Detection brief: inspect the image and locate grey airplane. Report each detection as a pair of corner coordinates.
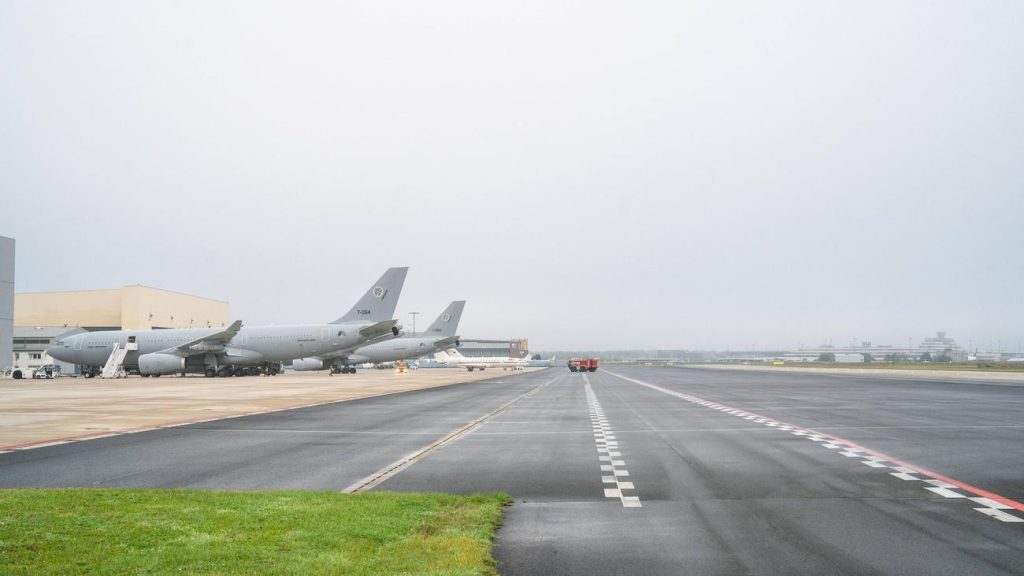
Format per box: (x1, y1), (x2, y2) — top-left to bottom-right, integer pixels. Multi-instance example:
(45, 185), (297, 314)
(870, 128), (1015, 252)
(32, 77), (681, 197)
(292, 300), (465, 374)
(48, 267), (408, 377)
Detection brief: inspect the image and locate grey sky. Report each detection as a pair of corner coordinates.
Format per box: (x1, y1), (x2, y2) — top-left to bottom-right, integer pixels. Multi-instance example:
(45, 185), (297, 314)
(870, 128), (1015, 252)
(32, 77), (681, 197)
(2, 1), (1022, 352)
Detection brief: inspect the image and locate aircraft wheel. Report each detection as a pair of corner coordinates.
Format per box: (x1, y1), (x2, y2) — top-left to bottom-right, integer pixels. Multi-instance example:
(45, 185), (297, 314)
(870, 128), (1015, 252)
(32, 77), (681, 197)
(216, 367), (231, 378)
(205, 368), (216, 377)
(349, 367), (357, 374)
(233, 367), (245, 377)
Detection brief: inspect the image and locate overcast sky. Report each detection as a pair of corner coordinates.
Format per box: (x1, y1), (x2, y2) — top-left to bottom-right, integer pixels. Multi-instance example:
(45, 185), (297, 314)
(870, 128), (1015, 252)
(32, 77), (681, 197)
(2, 1), (1022, 352)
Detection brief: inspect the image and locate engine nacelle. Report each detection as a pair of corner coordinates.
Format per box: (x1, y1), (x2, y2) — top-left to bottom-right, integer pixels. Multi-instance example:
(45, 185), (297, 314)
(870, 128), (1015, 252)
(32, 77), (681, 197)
(292, 358), (325, 371)
(138, 353), (186, 375)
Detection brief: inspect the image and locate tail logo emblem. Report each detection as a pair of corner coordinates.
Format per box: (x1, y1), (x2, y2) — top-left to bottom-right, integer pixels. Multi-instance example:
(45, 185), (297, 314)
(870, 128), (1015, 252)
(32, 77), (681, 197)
(442, 314), (451, 322)
(372, 286), (388, 299)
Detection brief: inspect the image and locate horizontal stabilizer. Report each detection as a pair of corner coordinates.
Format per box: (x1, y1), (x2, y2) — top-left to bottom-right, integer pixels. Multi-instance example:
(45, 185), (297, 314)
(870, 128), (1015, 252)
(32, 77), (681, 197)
(433, 335), (460, 350)
(358, 319), (399, 340)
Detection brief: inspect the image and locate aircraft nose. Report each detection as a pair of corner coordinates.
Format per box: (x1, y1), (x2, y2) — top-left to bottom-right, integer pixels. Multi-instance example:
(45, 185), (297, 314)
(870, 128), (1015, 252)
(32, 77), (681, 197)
(47, 339), (73, 362)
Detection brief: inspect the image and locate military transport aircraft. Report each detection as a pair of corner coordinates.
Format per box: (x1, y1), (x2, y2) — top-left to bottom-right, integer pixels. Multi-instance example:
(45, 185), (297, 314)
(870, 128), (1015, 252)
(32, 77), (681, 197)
(292, 300), (465, 374)
(47, 267), (408, 377)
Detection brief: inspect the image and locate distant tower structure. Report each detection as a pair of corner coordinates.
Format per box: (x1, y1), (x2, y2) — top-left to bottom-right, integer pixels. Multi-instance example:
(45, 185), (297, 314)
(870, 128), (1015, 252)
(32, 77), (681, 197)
(0, 236), (14, 373)
(918, 331), (960, 359)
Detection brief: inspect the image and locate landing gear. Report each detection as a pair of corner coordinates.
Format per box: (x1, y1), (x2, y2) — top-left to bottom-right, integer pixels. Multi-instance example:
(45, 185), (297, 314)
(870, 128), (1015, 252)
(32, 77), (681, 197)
(205, 367), (217, 378)
(216, 367), (232, 378)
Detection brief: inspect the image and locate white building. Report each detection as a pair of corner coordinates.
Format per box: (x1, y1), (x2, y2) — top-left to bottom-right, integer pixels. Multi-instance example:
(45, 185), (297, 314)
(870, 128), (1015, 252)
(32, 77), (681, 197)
(12, 326), (84, 376)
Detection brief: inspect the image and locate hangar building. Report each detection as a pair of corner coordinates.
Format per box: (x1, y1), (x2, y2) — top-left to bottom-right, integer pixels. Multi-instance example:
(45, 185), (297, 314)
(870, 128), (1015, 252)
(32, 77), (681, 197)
(15, 285), (230, 331)
(458, 338), (530, 358)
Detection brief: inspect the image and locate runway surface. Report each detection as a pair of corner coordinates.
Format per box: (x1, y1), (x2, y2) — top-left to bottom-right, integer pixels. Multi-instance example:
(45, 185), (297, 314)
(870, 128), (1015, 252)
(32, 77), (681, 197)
(2, 366), (1022, 574)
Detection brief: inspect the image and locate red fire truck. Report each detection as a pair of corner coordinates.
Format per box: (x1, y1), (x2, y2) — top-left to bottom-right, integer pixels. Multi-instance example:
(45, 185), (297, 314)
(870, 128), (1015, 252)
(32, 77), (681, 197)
(569, 358), (599, 372)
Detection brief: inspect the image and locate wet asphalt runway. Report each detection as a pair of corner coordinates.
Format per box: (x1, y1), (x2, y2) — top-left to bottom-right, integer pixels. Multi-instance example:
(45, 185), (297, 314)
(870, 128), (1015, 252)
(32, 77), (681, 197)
(2, 366), (1022, 574)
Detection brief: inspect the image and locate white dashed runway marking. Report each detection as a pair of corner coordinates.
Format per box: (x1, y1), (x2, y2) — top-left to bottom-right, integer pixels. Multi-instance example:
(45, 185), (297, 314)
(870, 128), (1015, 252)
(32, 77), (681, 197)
(584, 373), (641, 508)
(602, 369), (1024, 524)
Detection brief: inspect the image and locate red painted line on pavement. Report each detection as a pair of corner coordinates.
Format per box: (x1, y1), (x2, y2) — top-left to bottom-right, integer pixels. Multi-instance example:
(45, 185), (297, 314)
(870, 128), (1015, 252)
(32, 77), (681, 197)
(603, 370), (1024, 514)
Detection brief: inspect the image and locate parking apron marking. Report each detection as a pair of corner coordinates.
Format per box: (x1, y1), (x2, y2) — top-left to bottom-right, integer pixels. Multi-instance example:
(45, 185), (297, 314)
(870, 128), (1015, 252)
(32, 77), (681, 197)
(602, 369), (1024, 524)
(583, 373), (641, 508)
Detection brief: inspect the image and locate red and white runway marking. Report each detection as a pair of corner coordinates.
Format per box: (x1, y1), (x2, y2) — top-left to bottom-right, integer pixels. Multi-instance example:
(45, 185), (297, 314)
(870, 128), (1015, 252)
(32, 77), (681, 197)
(603, 369), (1024, 524)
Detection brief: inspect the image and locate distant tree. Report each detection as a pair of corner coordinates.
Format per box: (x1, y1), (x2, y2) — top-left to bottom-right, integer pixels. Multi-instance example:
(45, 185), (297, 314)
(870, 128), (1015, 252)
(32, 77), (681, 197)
(934, 354), (952, 363)
(919, 352), (933, 362)
(816, 352), (836, 363)
(862, 353), (874, 363)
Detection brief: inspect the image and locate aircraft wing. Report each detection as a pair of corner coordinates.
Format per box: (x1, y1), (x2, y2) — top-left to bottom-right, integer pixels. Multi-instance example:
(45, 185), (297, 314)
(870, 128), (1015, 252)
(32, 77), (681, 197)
(160, 320), (243, 357)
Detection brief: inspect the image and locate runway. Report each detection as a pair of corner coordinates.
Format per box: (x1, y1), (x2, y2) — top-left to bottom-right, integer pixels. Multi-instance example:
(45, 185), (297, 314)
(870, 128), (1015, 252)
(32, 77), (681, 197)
(2, 366), (1022, 574)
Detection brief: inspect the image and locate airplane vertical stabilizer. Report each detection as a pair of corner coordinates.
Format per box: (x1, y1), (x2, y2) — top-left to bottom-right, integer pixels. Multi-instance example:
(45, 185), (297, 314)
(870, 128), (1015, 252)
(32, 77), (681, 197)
(331, 267), (408, 324)
(422, 301), (465, 337)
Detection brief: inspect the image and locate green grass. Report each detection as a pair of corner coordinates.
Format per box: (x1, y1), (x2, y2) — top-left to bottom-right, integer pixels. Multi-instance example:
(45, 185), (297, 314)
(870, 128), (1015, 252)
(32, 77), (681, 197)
(0, 489), (510, 576)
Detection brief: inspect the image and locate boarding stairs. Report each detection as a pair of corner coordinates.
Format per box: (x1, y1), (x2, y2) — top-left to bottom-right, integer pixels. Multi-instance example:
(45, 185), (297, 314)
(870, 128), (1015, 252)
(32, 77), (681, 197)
(101, 342), (137, 378)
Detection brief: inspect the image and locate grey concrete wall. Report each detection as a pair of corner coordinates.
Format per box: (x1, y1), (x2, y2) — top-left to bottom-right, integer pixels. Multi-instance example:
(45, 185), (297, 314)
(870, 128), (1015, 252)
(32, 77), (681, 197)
(0, 236), (13, 372)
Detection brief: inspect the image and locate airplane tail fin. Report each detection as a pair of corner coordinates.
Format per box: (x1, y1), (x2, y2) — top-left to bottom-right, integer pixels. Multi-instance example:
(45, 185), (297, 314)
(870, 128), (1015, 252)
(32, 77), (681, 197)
(443, 348), (466, 360)
(331, 267), (408, 324)
(422, 301), (465, 337)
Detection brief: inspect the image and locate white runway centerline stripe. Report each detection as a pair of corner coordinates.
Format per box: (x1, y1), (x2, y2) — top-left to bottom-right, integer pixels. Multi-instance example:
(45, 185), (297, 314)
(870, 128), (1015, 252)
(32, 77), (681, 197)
(601, 369), (1024, 524)
(584, 373), (641, 508)
(344, 375), (560, 493)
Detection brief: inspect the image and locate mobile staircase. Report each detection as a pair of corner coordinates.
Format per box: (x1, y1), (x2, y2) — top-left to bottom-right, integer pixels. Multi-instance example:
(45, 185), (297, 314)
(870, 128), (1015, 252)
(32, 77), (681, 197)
(101, 341), (138, 378)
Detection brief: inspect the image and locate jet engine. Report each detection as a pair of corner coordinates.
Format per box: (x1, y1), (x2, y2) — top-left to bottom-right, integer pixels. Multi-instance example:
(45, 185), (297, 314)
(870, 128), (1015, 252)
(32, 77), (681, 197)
(138, 353), (186, 375)
(292, 358), (325, 371)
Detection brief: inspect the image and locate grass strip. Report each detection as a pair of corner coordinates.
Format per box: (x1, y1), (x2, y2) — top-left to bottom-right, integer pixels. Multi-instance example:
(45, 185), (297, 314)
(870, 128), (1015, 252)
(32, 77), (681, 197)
(0, 488), (509, 575)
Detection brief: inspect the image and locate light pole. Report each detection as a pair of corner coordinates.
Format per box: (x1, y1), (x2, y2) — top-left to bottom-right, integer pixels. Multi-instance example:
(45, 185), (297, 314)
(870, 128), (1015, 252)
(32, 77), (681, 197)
(409, 312), (419, 337)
